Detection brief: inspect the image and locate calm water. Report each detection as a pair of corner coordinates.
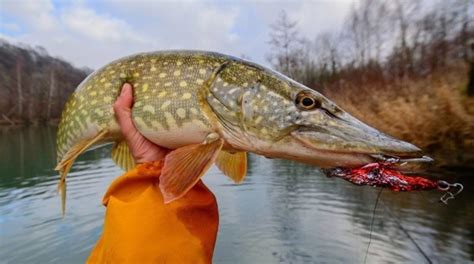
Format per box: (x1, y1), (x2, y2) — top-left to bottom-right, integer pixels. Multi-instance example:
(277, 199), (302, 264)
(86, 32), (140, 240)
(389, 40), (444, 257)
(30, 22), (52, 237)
(0, 126), (473, 263)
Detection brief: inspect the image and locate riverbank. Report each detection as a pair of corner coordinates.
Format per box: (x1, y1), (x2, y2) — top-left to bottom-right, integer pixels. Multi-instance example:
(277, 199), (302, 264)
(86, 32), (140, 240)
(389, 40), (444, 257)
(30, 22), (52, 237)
(324, 66), (474, 168)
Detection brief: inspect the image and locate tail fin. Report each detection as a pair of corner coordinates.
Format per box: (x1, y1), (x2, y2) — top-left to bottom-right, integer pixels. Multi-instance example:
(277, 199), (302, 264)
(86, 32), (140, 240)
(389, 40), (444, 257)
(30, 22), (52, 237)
(55, 129), (109, 216)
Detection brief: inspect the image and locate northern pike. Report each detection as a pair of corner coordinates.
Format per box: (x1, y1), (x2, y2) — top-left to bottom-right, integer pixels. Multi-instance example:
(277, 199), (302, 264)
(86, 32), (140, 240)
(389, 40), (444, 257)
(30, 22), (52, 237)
(55, 51), (423, 214)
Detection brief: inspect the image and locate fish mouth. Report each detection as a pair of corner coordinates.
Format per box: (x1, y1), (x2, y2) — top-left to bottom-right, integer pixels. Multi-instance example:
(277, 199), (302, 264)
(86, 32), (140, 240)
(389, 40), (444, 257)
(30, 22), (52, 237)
(289, 111), (429, 168)
(291, 132), (431, 169)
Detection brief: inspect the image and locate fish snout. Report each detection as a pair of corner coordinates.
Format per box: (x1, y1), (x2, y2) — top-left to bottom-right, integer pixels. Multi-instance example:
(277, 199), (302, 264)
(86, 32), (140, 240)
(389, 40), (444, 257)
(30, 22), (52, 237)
(290, 109), (428, 168)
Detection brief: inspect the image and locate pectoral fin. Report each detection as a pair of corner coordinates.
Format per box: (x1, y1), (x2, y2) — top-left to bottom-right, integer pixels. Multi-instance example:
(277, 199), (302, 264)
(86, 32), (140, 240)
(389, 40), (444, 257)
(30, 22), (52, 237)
(160, 139), (224, 203)
(216, 150), (247, 184)
(112, 140), (136, 171)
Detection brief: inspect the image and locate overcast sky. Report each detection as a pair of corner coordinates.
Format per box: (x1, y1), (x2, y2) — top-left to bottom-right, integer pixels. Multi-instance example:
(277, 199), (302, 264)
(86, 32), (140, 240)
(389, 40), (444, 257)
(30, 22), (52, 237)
(0, 0), (355, 69)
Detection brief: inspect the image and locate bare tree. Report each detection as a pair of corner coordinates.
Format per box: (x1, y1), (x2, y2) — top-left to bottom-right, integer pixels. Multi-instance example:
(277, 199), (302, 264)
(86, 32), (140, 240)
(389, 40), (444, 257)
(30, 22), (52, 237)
(266, 10), (305, 78)
(343, 0), (390, 66)
(15, 58), (23, 119)
(47, 68), (56, 120)
(389, 0), (421, 76)
(314, 32), (341, 76)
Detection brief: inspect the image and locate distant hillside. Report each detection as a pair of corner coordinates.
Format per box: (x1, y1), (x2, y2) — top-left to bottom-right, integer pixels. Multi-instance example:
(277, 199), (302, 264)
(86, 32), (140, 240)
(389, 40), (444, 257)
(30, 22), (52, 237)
(0, 40), (90, 125)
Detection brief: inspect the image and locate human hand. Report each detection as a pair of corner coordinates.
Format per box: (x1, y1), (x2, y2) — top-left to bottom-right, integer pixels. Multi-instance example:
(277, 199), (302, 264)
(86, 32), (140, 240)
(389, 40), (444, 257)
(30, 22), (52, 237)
(113, 83), (169, 163)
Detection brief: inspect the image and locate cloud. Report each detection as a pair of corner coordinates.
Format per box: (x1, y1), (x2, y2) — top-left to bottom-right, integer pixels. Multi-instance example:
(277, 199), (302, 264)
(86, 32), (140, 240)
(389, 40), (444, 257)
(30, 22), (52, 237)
(100, 0), (241, 53)
(288, 1), (354, 37)
(0, 0), (355, 69)
(249, 0), (354, 38)
(61, 6), (140, 43)
(1, 0), (56, 31)
(0, 0), (156, 68)
(0, 22), (21, 32)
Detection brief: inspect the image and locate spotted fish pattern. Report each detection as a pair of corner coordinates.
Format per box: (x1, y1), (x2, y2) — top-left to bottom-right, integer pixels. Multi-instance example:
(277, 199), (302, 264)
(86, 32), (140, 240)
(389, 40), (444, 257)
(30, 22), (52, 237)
(57, 51), (297, 162)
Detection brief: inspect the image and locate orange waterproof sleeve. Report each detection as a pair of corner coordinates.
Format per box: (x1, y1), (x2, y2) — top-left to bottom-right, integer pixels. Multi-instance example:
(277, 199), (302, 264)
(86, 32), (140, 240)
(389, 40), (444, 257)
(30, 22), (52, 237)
(87, 161), (219, 264)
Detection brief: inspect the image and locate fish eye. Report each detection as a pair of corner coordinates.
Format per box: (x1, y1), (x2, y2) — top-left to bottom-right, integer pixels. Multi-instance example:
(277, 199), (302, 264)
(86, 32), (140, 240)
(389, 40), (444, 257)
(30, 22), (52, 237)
(302, 97), (314, 107)
(295, 91), (321, 110)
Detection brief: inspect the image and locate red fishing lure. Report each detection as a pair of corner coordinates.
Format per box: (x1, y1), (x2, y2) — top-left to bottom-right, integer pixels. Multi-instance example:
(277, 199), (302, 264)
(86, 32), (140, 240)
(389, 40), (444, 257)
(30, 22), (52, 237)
(325, 162), (463, 203)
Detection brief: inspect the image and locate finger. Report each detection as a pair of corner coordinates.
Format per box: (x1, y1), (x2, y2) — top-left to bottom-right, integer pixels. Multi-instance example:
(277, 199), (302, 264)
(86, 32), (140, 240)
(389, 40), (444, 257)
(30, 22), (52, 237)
(114, 83), (133, 111)
(114, 83), (138, 137)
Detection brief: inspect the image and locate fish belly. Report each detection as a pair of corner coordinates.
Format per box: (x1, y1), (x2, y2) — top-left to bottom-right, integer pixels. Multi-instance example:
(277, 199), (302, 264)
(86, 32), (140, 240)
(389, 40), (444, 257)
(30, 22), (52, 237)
(131, 80), (214, 149)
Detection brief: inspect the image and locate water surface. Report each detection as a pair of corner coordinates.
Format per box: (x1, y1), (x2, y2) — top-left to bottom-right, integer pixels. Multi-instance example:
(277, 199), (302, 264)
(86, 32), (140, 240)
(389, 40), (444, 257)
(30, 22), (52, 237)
(0, 126), (473, 263)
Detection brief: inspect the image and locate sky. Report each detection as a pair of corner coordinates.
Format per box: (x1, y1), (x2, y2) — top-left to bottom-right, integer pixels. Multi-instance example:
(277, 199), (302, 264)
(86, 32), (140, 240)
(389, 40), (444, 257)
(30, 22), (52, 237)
(0, 0), (356, 69)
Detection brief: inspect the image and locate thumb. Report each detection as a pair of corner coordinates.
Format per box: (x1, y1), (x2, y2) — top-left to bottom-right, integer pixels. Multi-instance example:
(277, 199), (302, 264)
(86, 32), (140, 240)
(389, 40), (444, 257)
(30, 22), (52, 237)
(114, 83), (136, 135)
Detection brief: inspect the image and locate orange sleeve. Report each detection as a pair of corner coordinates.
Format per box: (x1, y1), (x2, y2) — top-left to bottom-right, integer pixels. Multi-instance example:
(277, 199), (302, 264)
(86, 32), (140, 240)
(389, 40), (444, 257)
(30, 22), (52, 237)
(87, 161), (219, 264)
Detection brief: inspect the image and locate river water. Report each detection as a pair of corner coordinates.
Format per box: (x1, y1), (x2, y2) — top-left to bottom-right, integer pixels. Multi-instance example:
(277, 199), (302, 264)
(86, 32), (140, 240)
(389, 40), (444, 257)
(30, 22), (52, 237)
(0, 126), (472, 263)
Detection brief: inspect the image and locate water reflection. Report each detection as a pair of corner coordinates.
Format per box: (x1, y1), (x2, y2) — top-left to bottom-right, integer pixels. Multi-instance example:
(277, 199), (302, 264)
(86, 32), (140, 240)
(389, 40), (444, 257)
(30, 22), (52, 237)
(0, 127), (473, 263)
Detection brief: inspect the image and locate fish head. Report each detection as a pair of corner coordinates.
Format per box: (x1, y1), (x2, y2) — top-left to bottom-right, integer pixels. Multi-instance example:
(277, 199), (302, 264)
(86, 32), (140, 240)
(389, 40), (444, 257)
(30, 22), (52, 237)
(208, 62), (423, 168)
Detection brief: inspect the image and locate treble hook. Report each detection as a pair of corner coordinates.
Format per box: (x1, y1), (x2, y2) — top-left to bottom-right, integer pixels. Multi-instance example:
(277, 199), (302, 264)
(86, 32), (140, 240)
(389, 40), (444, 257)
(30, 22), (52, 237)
(437, 180), (464, 205)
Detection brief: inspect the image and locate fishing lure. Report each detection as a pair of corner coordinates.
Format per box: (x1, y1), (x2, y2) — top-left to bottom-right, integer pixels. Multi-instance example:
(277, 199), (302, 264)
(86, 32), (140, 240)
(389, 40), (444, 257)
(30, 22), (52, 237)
(324, 159), (463, 204)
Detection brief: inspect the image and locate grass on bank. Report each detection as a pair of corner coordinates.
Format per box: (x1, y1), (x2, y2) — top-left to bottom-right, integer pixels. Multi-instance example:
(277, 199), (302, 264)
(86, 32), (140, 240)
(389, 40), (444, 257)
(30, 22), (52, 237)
(324, 67), (474, 168)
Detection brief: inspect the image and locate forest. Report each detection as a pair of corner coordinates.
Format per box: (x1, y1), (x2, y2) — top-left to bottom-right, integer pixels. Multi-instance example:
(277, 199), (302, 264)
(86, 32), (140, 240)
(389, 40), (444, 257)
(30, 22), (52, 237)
(0, 40), (90, 125)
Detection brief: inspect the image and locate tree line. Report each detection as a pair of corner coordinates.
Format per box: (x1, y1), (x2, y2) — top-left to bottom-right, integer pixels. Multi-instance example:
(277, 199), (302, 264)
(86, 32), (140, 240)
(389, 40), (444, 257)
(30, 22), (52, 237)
(266, 0), (473, 93)
(0, 40), (90, 125)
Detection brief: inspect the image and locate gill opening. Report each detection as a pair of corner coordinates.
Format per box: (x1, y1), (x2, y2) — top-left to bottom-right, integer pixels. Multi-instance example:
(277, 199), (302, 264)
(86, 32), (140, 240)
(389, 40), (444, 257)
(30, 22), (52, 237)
(197, 61), (251, 148)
